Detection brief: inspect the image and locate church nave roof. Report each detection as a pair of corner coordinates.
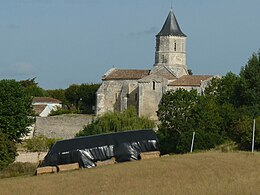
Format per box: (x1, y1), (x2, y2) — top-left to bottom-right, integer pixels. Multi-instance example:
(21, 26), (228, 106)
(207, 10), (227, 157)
(168, 75), (213, 86)
(102, 69), (150, 80)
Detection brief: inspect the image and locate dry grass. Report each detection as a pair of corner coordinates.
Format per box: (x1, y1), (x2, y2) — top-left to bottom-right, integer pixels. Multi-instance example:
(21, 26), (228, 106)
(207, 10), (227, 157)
(0, 152), (260, 195)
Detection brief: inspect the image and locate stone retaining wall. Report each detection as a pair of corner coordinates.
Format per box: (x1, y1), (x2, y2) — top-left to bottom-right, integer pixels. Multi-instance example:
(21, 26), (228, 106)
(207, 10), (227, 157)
(34, 114), (93, 139)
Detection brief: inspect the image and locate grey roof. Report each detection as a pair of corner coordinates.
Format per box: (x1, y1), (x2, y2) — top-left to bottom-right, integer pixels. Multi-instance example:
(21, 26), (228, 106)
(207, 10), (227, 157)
(157, 9), (186, 37)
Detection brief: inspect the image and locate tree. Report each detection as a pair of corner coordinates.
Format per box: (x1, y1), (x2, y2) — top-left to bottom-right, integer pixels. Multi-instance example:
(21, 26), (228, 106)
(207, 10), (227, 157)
(0, 130), (17, 170)
(64, 83), (100, 113)
(47, 89), (68, 106)
(76, 107), (154, 137)
(64, 84), (80, 110)
(204, 72), (241, 106)
(157, 89), (224, 154)
(157, 89), (198, 136)
(0, 80), (35, 142)
(157, 89), (198, 154)
(78, 83), (100, 114)
(239, 51), (260, 116)
(20, 78), (48, 97)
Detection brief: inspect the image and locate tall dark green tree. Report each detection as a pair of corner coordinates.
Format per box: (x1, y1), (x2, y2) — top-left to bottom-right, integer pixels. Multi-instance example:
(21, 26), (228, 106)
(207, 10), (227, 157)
(20, 78), (48, 97)
(47, 89), (68, 105)
(204, 72), (241, 106)
(0, 80), (35, 142)
(64, 83), (100, 113)
(239, 51), (260, 116)
(64, 84), (80, 110)
(78, 83), (100, 114)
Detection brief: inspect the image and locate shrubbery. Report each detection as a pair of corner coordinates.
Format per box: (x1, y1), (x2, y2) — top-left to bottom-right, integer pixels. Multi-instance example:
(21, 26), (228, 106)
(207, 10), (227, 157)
(0, 130), (17, 170)
(76, 107), (154, 137)
(25, 135), (61, 152)
(0, 162), (37, 179)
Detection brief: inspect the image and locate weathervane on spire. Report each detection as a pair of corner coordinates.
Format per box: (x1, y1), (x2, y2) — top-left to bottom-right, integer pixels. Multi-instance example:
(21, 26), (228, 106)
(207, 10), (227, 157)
(171, 0), (173, 10)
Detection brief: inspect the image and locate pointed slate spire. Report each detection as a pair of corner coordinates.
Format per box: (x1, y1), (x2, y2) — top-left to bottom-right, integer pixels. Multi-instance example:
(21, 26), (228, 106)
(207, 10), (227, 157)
(157, 9), (186, 37)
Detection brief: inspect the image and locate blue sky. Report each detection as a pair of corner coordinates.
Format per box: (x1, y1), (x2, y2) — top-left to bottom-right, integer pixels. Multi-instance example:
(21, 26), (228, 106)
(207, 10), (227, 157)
(0, 0), (260, 89)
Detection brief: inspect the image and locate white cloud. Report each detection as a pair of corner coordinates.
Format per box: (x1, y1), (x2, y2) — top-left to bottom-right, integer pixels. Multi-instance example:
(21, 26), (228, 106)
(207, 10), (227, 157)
(7, 62), (35, 76)
(128, 26), (158, 37)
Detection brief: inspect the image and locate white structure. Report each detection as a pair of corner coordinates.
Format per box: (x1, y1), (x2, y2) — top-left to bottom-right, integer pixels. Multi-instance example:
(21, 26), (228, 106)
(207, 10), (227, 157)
(32, 97), (62, 117)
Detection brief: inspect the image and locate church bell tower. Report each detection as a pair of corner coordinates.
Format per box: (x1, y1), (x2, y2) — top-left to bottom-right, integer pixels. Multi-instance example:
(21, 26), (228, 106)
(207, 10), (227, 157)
(154, 8), (188, 77)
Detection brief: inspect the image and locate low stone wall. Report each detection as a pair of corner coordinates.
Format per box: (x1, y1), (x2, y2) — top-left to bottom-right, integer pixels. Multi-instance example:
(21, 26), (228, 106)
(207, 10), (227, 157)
(34, 114), (93, 139)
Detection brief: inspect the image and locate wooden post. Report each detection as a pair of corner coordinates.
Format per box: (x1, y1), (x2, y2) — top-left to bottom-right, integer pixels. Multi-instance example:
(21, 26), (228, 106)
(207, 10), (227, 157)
(252, 119), (256, 153)
(190, 131), (195, 153)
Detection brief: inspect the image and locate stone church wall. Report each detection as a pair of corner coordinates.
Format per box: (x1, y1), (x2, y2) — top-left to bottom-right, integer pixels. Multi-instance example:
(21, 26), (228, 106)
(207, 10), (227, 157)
(138, 81), (164, 120)
(96, 80), (139, 115)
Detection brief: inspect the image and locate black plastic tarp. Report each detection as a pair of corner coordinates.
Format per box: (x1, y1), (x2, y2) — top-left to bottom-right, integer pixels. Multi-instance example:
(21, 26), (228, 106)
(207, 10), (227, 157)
(39, 129), (159, 168)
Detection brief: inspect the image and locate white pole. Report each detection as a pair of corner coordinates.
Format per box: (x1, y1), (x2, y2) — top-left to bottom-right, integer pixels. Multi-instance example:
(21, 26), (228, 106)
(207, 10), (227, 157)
(190, 131), (195, 153)
(252, 119), (256, 153)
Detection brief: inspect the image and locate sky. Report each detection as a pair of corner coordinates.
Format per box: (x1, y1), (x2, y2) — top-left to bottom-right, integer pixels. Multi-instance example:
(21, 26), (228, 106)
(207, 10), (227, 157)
(0, 0), (260, 89)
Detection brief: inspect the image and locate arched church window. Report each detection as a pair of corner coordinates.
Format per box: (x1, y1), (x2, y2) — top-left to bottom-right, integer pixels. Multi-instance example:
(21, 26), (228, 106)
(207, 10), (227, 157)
(174, 41), (177, 51)
(153, 81), (156, 90)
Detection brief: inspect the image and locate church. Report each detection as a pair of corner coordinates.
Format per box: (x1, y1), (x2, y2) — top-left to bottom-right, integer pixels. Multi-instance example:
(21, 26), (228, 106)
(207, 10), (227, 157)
(96, 9), (215, 120)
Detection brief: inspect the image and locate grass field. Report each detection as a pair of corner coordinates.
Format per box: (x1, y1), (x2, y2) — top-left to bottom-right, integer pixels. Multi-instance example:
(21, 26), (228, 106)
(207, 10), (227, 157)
(0, 152), (259, 195)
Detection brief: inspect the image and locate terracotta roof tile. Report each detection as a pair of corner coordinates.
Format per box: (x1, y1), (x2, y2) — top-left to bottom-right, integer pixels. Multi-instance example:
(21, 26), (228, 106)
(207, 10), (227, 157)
(153, 69), (176, 80)
(33, 97), (62, 104)
(33, 105), (47, 116)
(168, 75), (213, 86)
(103, 69), (150, 80)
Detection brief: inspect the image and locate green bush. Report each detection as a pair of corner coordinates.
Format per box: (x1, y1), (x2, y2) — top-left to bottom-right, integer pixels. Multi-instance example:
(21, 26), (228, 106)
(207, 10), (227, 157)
(0, 162), (37, 179)
(76, 107), (154, 137)
(0, 130), (17, 170)
(25, 135), (61, 152)
(176, 130), (224, 153)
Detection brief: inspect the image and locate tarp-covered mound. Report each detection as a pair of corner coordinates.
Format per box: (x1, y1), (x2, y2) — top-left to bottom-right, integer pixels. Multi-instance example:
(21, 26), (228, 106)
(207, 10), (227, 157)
(39, 129), (159, 168)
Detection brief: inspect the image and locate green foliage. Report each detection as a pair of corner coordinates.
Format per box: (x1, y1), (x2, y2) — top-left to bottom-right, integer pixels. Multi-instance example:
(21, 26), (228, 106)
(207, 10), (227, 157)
(47, 89), (68, 105)
(157, 89), (198, 135)
(193, 95), (222, 134)
(25, 135), (61, 152)
(229, 116), (260, 150)
(76, 107), (154, 137)
(176, 130), (224, 153)
(204, 72), (241, 106)
(78, 83), (100, 114)
(65, 84), (80, 109)
(0, 80), (35, 142)
(157, 89), (225, 154)
(0, 162), (37, 179)
(0, 130), (17, 170)
(20, 78), (48, 97)
(239, 51), (260, 115)
(65, 83), (100, 113)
